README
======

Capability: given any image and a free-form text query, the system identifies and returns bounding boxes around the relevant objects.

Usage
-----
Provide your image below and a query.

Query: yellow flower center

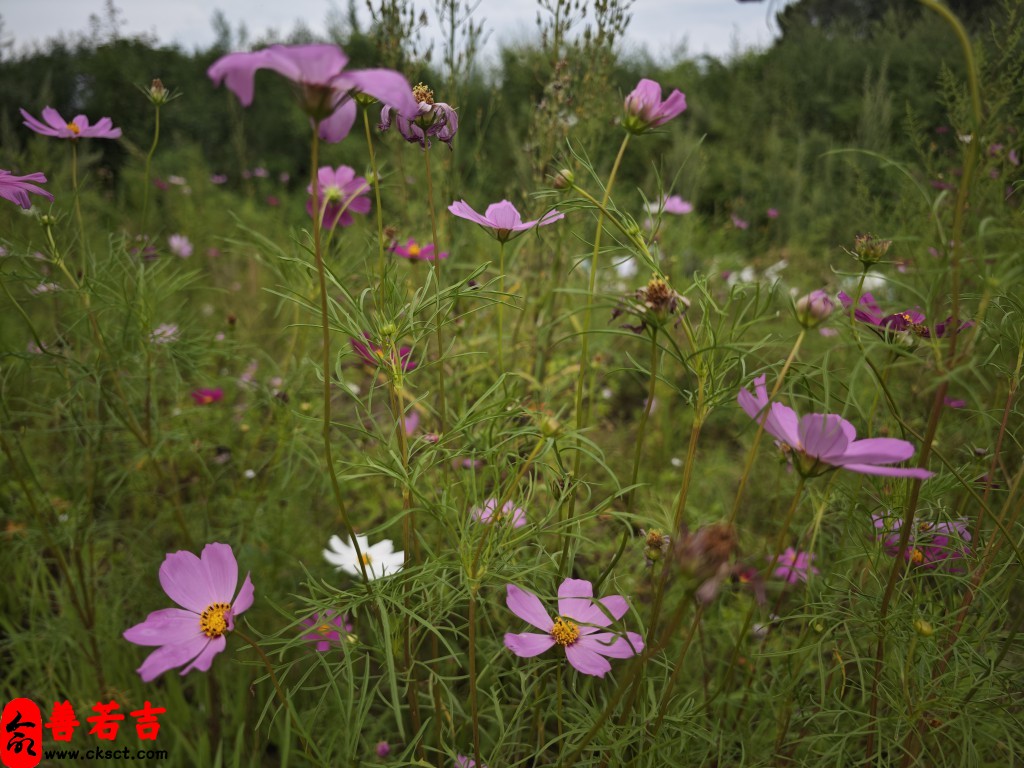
[413,83,434,105]
[407,243,421,257]
[199,602,232,638]
[361,553,373,565]
[318,624,333,636]
[910,549,925,565]
[67,122,80,134]
[550,616,580,646]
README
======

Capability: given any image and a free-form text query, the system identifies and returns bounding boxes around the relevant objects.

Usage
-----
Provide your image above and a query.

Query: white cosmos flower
[323,535,404,580]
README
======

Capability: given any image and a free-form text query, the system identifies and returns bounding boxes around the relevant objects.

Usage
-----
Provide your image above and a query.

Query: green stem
[423,149,449,437]
[497,239,506,374]
[309,125,372,587]
[71,141,87,262]
[141,104,160,231]
[363,109,388,282]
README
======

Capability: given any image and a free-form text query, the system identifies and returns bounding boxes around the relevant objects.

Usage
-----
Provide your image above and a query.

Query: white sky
[3,0,791,62]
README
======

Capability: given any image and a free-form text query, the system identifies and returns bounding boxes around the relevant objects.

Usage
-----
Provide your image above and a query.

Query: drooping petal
[448,200,491,227]
[232,572,255,615]
[207,50,273,106]
[263,44,349,86]
[200,542,239,604]
[564,642,613,677]
[159,550,218,613]
[764,401,801,447]
[179,634,227,676]
[42,106,70,132]
[504,631,556,658]
[506,584,553,631]
[318,100,357,143]
[135,635,210,682]
[339,68,419,117]
[20,108,60,137]
[833,437,916,466]
[123,608,202,646]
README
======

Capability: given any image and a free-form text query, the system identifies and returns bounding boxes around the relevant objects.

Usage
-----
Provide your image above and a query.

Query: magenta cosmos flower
[307,165,371,229]
[20,107,122,140]
[838,291,970,340]
[448,199,564,243]
[738,374,934,479]
[351,333,417,371]
[208,43,419,143]
[623,78,687,134]
[191,387,224,405]
[380,82,458,149]
[0,169,53,209]
[301,610,353,651]
[772,547,819,584]
[471,499,526,528]
[504,579,643,677]
[873,514,971,572]
[390,238,447,261]
[123,542,254,682]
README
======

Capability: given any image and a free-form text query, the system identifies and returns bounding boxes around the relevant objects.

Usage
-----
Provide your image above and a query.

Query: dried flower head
[612,277,690,333]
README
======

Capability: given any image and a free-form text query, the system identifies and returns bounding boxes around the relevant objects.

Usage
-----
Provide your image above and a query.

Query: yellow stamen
[67,122,80,134]
[910,549,925,565]
[408,243,421,257]
[550,616,580,646]
[318,624,333,635]
[361,553,373,565]
[199,602,232,638]
[412,83,434,105]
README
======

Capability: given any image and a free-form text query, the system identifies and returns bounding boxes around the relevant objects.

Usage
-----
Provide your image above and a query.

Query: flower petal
[484,200,523,230]
[840,463,934,479]
[318,100,357,143]
[832,437,915,465]
[798,413,850,462]
[233,572,255,615]
[200,542,239,604]
[179,634,227,676]
[582,631,644,658]
[506,584,553,631]
[564,642,613,677]
[765,402,801,447]
[339,68,419,117]
[135,634,210,682]
[159,550,217,612]
[123,608,201,646]
[504,631,556,657]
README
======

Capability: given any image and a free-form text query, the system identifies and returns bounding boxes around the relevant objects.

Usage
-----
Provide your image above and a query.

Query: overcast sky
[4,0,791,62]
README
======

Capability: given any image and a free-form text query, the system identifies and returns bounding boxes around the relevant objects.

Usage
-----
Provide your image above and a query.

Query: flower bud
[852,234,892,265]
[794,290,834,328]
[553,168,575,189]
[913,618,934,637]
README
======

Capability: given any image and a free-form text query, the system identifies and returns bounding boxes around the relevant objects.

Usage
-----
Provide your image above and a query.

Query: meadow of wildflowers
[1,1,1022,766]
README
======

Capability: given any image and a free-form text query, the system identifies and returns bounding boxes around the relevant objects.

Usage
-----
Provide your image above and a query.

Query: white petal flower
[323,534,404,580]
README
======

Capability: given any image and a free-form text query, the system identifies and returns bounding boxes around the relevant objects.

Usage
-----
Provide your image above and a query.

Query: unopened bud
[913,618,934,637]
[794,290,834,328]
[852,234,892,265]
[553,168,574,189]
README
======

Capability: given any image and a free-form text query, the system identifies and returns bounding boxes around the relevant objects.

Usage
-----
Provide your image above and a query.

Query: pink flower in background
[623,78,686,133]
[738,374,934,479]
[168,234,194,258]
[504,579,643,677]
[20,107,122,140]
[766,208,780,219]
[307,165,371,229]
[390,238,447,261]
[873,514,971,571]
[448,199,564,243]
[772,547,819,583]
[837,292,970,339]
[472,499,526,528]
[645,194,692,219]
[123,542,254,681]
[403,410,420,435]
[376,742,391,757]
[731,213,749,230]
[210,173,228,185]
[149,323,180,344]
[207,43,419,143]
[191,388,224,405]
[455,756,486,768]
[0,169,53,209]
[351,333,417,371]
[301,611,352,651]
[380,82,458,149]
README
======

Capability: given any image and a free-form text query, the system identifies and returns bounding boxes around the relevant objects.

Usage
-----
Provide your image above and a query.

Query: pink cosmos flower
[149,323,180,344]
[301,610,353,651]
[471,499,526,528]
[351,333,417,371]
[448,199,564,243]
[504,579,644,677]
[873,514,971,571]
[0,169,53,209]
[623,78,687,133]
[376,742,391,757]
[731,213,749,230]
[837,292,970,339]
[123,542,254,682]
[191,388,224,405]
[738,375,934,479]
[380,82,458,149]
[772,547,819,584]
[455,756,486,768]
[207,43,419,143]
[390,238,447,261]
[766,208,780,219]
[20,107,122,140]
[168,233,193,258]
[307,166,371,229]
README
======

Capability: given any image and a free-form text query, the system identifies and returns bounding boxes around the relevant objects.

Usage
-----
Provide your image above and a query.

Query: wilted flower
[676,522,741,603]
[838,292,970,340]
[471,499,526,528]
[208,43,419,143]
[150,323,180,344]
[504,579,643,677]
[738,375,934,479]
[380,82,458,149]
[772,547,819,584]
[448,199,564,243]
[168,234,193,258]
[21,107,122,140]
[0,169,53,209]
[301,611,353,651]
[390,237,447,261]
[308,166,371,229]
[123,542,254,682]
[351,332,416,371]
[323,534,404,579]
[612,277,690,333]
[623,78,687,134]
[191,388,224,405]
[641,528,670,564]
